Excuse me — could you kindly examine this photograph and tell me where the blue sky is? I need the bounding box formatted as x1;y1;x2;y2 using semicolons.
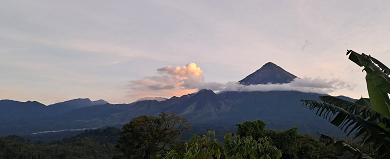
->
1;1;390;104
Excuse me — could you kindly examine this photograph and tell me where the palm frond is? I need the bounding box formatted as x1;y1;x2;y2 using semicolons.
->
333;141;373;159
319;96;390;126
301;99;390;158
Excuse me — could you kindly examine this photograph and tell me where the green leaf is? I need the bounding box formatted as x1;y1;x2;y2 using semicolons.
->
366;74;390;117
347;51;365;66
330;113;347;127
260;155;265;159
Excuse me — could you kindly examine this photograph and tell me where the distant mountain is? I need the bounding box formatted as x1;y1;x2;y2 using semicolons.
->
217;91;343;137
239;62;297;85
169;89;230;115
0;90;346;138
0;98;108;123
0;100;47;122
92;99;109;105
57;90;229;124
47;98;108;113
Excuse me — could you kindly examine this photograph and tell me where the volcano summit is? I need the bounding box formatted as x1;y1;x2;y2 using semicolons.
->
239;62;297;85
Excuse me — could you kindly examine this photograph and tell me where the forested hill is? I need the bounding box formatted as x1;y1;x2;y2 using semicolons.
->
0;127;120;159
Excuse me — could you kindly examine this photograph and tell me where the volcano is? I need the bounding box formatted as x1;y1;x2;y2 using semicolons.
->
239;62;297;85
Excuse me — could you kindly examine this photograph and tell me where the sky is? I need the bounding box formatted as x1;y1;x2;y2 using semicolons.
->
1;1;390;105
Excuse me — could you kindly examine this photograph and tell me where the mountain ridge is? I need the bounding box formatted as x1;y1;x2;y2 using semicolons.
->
168;89;230;115
0;98;109;123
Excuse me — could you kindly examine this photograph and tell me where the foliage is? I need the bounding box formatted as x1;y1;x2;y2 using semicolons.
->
301;50;390;158
302;96;390;157
347;50;390;117
263;127;298;158
117;112;191;159
317;133;374;159
296;134;336;159
236;120;266;140
236;120;335;159
164;130;282;159
236;120;298;158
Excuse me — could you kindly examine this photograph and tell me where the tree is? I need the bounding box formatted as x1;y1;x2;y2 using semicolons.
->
301;50;390;158
236;120;266;140
236;120;313;159
117;112;191;159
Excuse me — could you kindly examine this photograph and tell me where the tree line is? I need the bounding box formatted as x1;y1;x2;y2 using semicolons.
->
0;113;376;159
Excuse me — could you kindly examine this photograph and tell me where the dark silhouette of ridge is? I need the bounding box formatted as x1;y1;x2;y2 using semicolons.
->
169;89;230;115
239;62;297;85
0;98;109;123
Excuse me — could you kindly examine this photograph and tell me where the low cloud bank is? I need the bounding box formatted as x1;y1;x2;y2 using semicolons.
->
210;78;354;94
128;63;355;99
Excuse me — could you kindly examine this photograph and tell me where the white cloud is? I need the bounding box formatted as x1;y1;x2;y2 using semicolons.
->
215;77;354;94
128;63;205;99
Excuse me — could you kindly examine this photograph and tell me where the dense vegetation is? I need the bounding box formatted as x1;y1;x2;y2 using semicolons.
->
0;127;119;159
0;118;341;159
236;120;335;159
116;112;191;159
164;130;282;159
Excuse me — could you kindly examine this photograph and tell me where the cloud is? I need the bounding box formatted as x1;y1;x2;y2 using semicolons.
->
128;63;356;101
147;84;175;90
210;77;355;94
128;63;205;99
157;63;203;77
289;78;355;90
199;82;225;91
